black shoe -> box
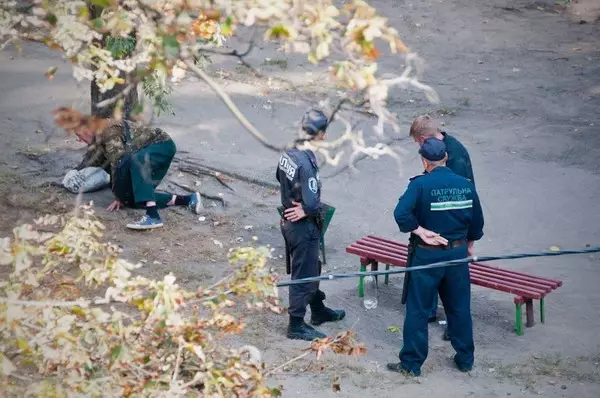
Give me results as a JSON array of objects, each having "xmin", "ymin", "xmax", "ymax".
[
  {"xmin": 386, "ymin": 362, "xmax": 421, "ymax": 377},
  {"xmin": 287, "ymin": 321, "xmax": 327, "ymax": 341},
  {"xmin": 310, "ymin": 307, "xmax": 346, "ymax": 326},
  {"xmin": 428, "ymin": 315, "xmax": 437, "ymax": 323},
  {"xmin": 455, "ymin": 359, "xmax": 472, "ymax": 373},
  {"xmin": 442, "ymin": 327, "xmax": 451, "ymax": 341}
]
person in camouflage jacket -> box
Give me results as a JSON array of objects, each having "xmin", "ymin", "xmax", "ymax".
[{"xmin": 62, "ymin": 111, "xmax": 202, "ymax": 230}]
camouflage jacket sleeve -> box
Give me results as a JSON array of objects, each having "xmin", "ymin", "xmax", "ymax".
[
  {"xmin": 76, "ymin": 140, "xmax": 109, "ymax": 171},
  {"xmin": 101, "ymin": 124, "xmax": 128, "ymax": 173}
]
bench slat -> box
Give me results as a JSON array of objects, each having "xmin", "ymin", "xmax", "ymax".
[
  {"xmin": 359, "ymin": 241, "xmax": 409, "ymax": 257},
  {"xmin": 353, "ymin": 241, "xmax": 409, "ymax": 260},
  {"xmin": 362, "ymin": 237, "xmax": 410, "ymax": 255},
  {"xmin": 469, "ymin": 268, "xmax": 555, "ymax": 292},
  {"xmin": 470, "ymin": 275, "xmax": 544, "ymax": 299},
  {"xmin": 366, "ymin": 235, "xmax": 409, "ymax": 249},
  {"xmin": 470, "ymin": 270, "xmax": 551, "ymax": 296},
  {"xmin": 346, "ymin": 245, "xmax": 407, "ymax": 266},
  {"xmin": 472, "ymin": 262, "xmax": 562, "ymax": 288}
]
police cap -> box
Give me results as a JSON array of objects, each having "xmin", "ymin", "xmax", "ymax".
[
  {"xmin": 301, "ymin": 109, "xmax": 328, "ymax": 136},
  {"xmin": 419, "ymin": 137, "xmax": 447, "ymax": 161}
]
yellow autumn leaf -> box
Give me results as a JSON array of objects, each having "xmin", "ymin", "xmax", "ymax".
[{"xmin": 387, "ymin": 325, "xmax": 401, "ymax": 333}]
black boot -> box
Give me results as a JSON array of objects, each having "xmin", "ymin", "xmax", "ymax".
[
  {"xmin": 287, "ymin": 316, "xmax": 327, "ymax": 341},
  {"xmin": 311, "ymin": 307, "xmax": 346, "ymax": 326},
  {"xmin": 309, "ymin": 290, "xmax": 346, "ymax": 326}
]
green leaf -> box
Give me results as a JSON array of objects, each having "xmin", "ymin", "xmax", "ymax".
[
  {"xmin": 267, "ymin": 25, "xmax": 290, "ymax": 40},
  {"xmin": 110, "ymin": 345, "xmax": 123, "ymax": 360},
  {"xmin": 162, "ymin": 35, "xmax": 180, "ymax": 58},
  {"xmin": 47, "ymin": 13, "xmax": 57, "ymax": 26},
  {"xmin": 105, "ymin": 36, "xmax": 136, "ymax": 59},
  {"xmin": 77, "ymin": 6, "xmax": 90, "ymax": 20},
  {"xmin": 91, "ymin": 0, "xmax": 112, "ymax": 8},
  {"xmin": 221, "ymin": 16, "xmax": 234, "ymax": 36},
  {"xmin": 387, "ymin": 325, "xmax": 401, "ymax": 333},
  {"xmin": 132, "ymin": 103, "xmax": 145, "ymax": 116},
  {"xmin": 269, "ymin": 386, "xmax": 283, "ymax": 396},
  {"xmin": 17, "ymin": 339, "xmax": 29, "ymax": 351},
  {"xmin": 92, "ymin": 18, "xmax": 105, "ymax": 30}
]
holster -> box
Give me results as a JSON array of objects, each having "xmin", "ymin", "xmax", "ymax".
[{"xmin": 401, "ymin": 233, "xmax": 417, "ymax": 305}]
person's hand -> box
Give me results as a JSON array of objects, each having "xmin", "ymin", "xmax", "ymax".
[
  {"xmin": 468, "ymin": 241, "xmax": 475, "ymax": 257},
  {"xmin": 107, "ymin": 199, "xmax": 123, "ymax": 212},
  {"xmin": 284, "ymin": 201, "xmax": 306, "ymax": 222},
  {"xmin": 414, "ymin": 226, "xmax": 448, "ymax": 246}
]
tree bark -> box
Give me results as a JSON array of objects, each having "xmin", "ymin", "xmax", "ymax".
[{"xmin": 89, "ymin": 5, "xmax": 138, "ymax": 119}]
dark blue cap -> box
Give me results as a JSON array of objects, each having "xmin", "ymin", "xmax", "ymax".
[
  {"xmin": 419, "ymin": 137, "xmax": 446, "ymax": 161},
  {"xmin": 301, "ymin": 109, "xmax": 328, "ymax": 136}
]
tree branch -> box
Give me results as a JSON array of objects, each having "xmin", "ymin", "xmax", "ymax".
[
  {"xmin": 94, "ymin": 83, "xmax": 136, "ymax": 110},
  {"xmin": 0, "ymin": 298, "xmax": 91, "ymax": 307},
  {"xmin": 184, "ymin": 58, "xmax": 282, "ymax": 152}
]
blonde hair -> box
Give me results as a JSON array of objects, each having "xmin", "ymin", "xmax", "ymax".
[{"xmin": 409, "ymin": 114, "xmax": 441, "ymax": 138}]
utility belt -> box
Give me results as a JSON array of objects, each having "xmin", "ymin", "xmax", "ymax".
[{"xmin": 416, "ymin": 238, "xmax": 467, "ymax": 250}]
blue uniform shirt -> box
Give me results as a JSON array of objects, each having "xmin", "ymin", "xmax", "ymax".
[
  {"xmin": 394, "ymin": 166, "xmax": 484, "ymax": 242},
  {"xmin": 276, "ymin": 147, "xmax": 322, "ymax": 216},
  {"xmin": 442, "ymin": 132, "xmax": 475, "ymax": 186}
]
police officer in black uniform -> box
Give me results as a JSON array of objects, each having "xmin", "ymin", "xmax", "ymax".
[
  {"xmin": 409, "ymin": 114, "xmax": 476, "ymax": 341},
  {"xmin": 276, "ymin": 109, "xmax": 346, "ymax": 341},
  {"xmin": 387, "ymin": 137, "xmax": 484, "ymax": 376}
]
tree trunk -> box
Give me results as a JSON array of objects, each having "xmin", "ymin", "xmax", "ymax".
[{"xmin": 89, "ymin": 5, "xmax": 138, "ymax": 120}]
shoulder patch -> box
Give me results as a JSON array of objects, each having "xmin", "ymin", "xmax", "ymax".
[{"xmin": 308, "ymin": 177, "xmax": 318, "ymax": 193}]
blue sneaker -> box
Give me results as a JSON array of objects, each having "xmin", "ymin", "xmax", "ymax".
[
  {"xmin": 126, "ymin": 215, "xmax": 164, "ymax": 230},
  {"xmin": 188, "ymin": 192, "xmax": 203, "ymax": 214}
]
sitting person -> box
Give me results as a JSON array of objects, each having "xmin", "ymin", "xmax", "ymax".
[{"xmin": 54, "ymin": 107, "xmax": 202, "ymax": 230}]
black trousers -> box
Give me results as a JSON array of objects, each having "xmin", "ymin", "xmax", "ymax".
[{"xmin": 281, "ymin": 218, "xmax": 324, "ymax": 318}]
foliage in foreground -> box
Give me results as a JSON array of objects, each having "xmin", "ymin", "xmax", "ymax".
[
  {"xmin": 0, "ymin": 204, "xmax": 366, "ymax": 396},
  {"xmin": 1, "ymin": 0, "xmax": 438, "ymax": 164}
]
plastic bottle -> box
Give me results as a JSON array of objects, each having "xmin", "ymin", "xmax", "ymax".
[{"xmin": 363, "ymin": 275, "xmax": 378, "ymax": 309}]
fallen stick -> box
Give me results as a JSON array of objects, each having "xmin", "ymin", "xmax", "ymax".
[
  {"xmin": 175, "ymin": 157, "xmax": 280, "ymax": 190},
  {"xmin": 178, "ymin": 165, "xmax": 236, "ymax": 193}
]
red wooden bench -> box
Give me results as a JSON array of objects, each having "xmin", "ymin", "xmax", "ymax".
[{"xmin": 346, "ymin": 235, "xmax": 563, "ymax": 335}]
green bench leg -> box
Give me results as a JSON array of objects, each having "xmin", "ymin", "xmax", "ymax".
[
  {"xmin": 515, "ymin": 302, "xmax": 523, "ymax": 336},
  {"xmin": 384, "ymin": 264, "xmax": 390, "ymax": 285},
  {"xmin": 358, "ymin": 263, "xmax": 366, "ymax": 298},
  {"xmin": 540, "ymin": 297, "xmax": 545, "ymax": 324}
]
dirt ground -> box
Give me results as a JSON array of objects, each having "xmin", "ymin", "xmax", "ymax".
[{"xmin": 1, "ymin": 0, "xmax": 600, "ymax": 397}]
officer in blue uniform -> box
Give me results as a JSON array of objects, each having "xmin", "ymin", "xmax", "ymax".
[
  {"xmin": 276, "ymin": 109, "xmax": 346, "ymax": 341},
  {"xmin": 409, "ymin": 114, "xmax": 476, "ymax": 340},
  {"xmin": 387, "ymin": 137, "xmax": 484, "ymax": 376}
]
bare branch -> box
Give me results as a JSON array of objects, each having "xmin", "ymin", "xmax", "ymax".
[
  {"xmin": 0, "ymin": 298, "xmax": 91, "ymax": 307},
  {"xmin": 172, "ymin": 337, "xmax": 185, "ymax": 383},
  {"xmin": 94, "ymin": 83, "xmax": 136, "ymax": 110}
]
